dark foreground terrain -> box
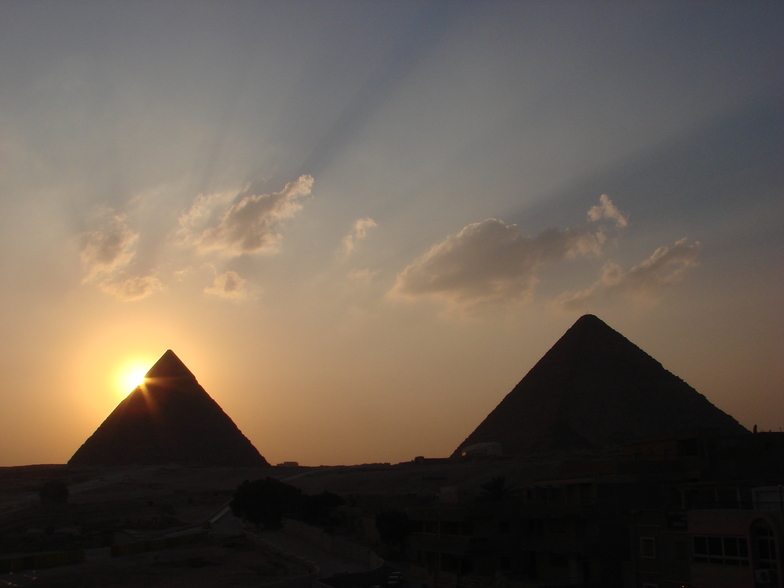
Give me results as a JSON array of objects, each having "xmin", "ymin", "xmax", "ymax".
[
  {"xmin": 3, "ymin": 431, "xmax": 784, "ymax": 588},
  {"xmin": 0, "ymin": 459, "xmax": 538, "ymax": 587}
]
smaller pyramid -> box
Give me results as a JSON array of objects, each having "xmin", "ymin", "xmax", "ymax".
[
  {"xmin": 453, "ymin": 315, "xmax": 748, "ymax": 458},
  {"xmin": 69, "ymin": 350, "xmax": 268, "ymax": 467}
]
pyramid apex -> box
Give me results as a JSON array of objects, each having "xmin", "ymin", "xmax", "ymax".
[
  {"xmin": 577, "ymin": 313, "xmax": 600, "ymax": 321},
  {"xmin": 572, "ymin": 313, "xmax": 606, "ymax": 327},
  {"xmin": 563, "ymin": 314, "xmax": 617, "ymax": 340},
  {"xmin": 145, "ymin": 349, "xmax": 194, "ymax": 379}
]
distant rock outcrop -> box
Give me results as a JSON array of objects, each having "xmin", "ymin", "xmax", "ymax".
[
  {"xmin": 69, "ymin": 350, "xmax": 268, "ymax": 467},
  {"xmin": 453, "ymin": 315, "xmax": 748, "ymax": 458}
]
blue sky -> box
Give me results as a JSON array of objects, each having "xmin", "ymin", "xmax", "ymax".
[{"xmin": 0, "ymin": 1, "xmax": 781, "ymax": 465}]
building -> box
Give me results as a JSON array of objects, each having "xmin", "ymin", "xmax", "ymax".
[{"xmin": 405, "ymin": 431, "xmax": 784, "ymax": 588}]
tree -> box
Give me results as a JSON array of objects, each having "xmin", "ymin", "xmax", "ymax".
[
  {"xmin": 230, "ymin": 478, "xmax": 303, "ymax": 529},
  {"xmin": 479, "ymin": 476, "xmax": 514, "ymax": 502},
  {"xmin": 302, "ymin": 491, "xmax": 345, "ymax": 526},
  {"xmin": 231, "ymin": 478, "xmax": 348, "ymax": 530}
]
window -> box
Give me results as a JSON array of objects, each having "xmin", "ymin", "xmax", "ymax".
[
  {"xmin": 640, "ymin": 536, "xmax": 656, "ymax": 559},
  {"xmin": 693, "ymin": 535, "xmax": 749, "ymax": 566},
  {"xmin": 753, "ymin": 523, "xmax": 777, "ymax": 568}
]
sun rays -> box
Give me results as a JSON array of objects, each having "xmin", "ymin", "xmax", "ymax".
[{"xmin": 115, "ymin": 361, "xmax": 151, "ymax": 396}]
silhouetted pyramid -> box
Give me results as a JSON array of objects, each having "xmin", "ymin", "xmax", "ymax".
[
  {"xmin": 453, "ymin": 315, "xmax": 748, "ymax": 458},
  {"xmin": 69, "ymin": 350, "xmax": 268, "ymax": 466}
]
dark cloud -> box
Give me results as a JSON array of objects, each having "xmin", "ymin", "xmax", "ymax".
[
  {"xmin": 392, "ymin": 193, "xmax": 701, "ymax": 313},
  {"xmin": 391, "ymin": 208, "xmax": 610, "ymax": 311},
  {"xmin": 388, "ymin": 194, "xmax": 699, "ymax": 313}
]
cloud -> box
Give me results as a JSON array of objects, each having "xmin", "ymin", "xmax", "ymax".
[
  {"xmin": 79, "ymin": 211, "xmax": 138, "ymax": 283},
  {"xmin": 178, "ymin": 175, "xmax": 314, "ymax": 257},
  {"xmin": 341, "ymin": 217, "xmax": 377, "ymax": 255},
  {"xmin": 389, "ymin": 195, "xmax": 636, "ymax": 312},
  {"xmin": 348, "ymin": 268, "xmax": 379, "ymax": 283},
  {"xmin": 557, "ymin": 238, "xmax": 701, "ymax": 310},
  {"xmin": 98, "ymin": 275, "xmax": 164, "ymax": 302},
  {"xmin": 78, "ymin": 210, "xmax": 163, "ymax": 302},
  {"xmin": 205, "ymin": 270, "xmax": 252, "ymax": 301},
  {"xmin": 78, "ymin": 176, "xmax": 313, "ymax": 302},
  {"xmin": 587, "ymin": 193, "xmax": 628, "ymax": 227},
  {"xmin": 391, "ymin": 216, "xmax": 608, "ymax": 311}
]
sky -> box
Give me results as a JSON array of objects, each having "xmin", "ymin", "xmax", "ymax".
[{"xmin": 0, "ymin": 1, "xmax": 782, "ymax": 467}]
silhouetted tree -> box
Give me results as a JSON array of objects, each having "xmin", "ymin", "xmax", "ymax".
[
  {"xmin": 39, "ymin": 480, "xmax": 69, "ymax": 505},
  {"xmin": 302, "ymin": 491, "xmax": 345, "ymax": 526},
  {"xmin": 479, "ymin": 476, "xmax": 513, "ymax": 501},
  {"xmin": 231, "ymin": 478, "xmax": 348, "ymax": 530},
  {"xmin": 230, "ymin": 478, "xmax": 303, "ymax": 529}
]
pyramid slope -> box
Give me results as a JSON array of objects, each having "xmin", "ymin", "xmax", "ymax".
[
  {"xmin": 69, "ymin": 350, "xmax": 268, "ymax": 467},
  {"xmin": 453, "ymin": 315, "xmax": 748, "ymax": 458}
]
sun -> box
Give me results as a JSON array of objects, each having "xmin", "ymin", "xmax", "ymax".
[{"xmin": 115, "ymin": 361, "xmax": 151, "ymax": 396}]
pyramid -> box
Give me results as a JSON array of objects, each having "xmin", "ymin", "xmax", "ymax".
[
  {"xmin": 453, "ymin": 315, "xmax": 748, "ymax": 458},
  {"xmin": 69, "ymin": 350, "xmax": 269, "ymax": 466}
]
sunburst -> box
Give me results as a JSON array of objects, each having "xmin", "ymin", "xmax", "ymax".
[{"xmin": 116, "ymin": 361, "xmax": 150, "ymax": 396}]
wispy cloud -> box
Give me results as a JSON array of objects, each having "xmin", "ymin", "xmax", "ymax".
[
  {"xmin": 79, "ymin": 211, "xmax": 138, "ymax": 283},
  {"xmin": 78, "ymin": 210, "xmax": 163, "ymax": 301},
  {"xmin": 205, "ymin": 270, "xmax": 252, "ymax": 301},
  {"xmin": 178, "ymin": 175, "xmax": 314, "ymax": 257},
  {"xmin": 341, "ymin": 217, "xmax": 377, "ymax": 256},
  {"xmin": 99, "ymin": 275, "xmax": 164, "ymax": 302},
  {"xmin": 390, "ymin": 196, "xmax": 622, "ymax": 311},
  {"xmin": 587, "ymin": 193, "xmax": 628, "ymax": 227},
  {"xmin": 557, "ymin": 238, "xmax": 701, "ymax": 310},
  {"xmin": 78, "ymin": 176, "xmax": 313, "ymax": 302},
  {"xmin": 348, "ymin": 268, "xmax": 379, "ymax": 283},
  {"xmin": 391, "ymin": 194, "xmax": 700, "ymax": 314}
]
